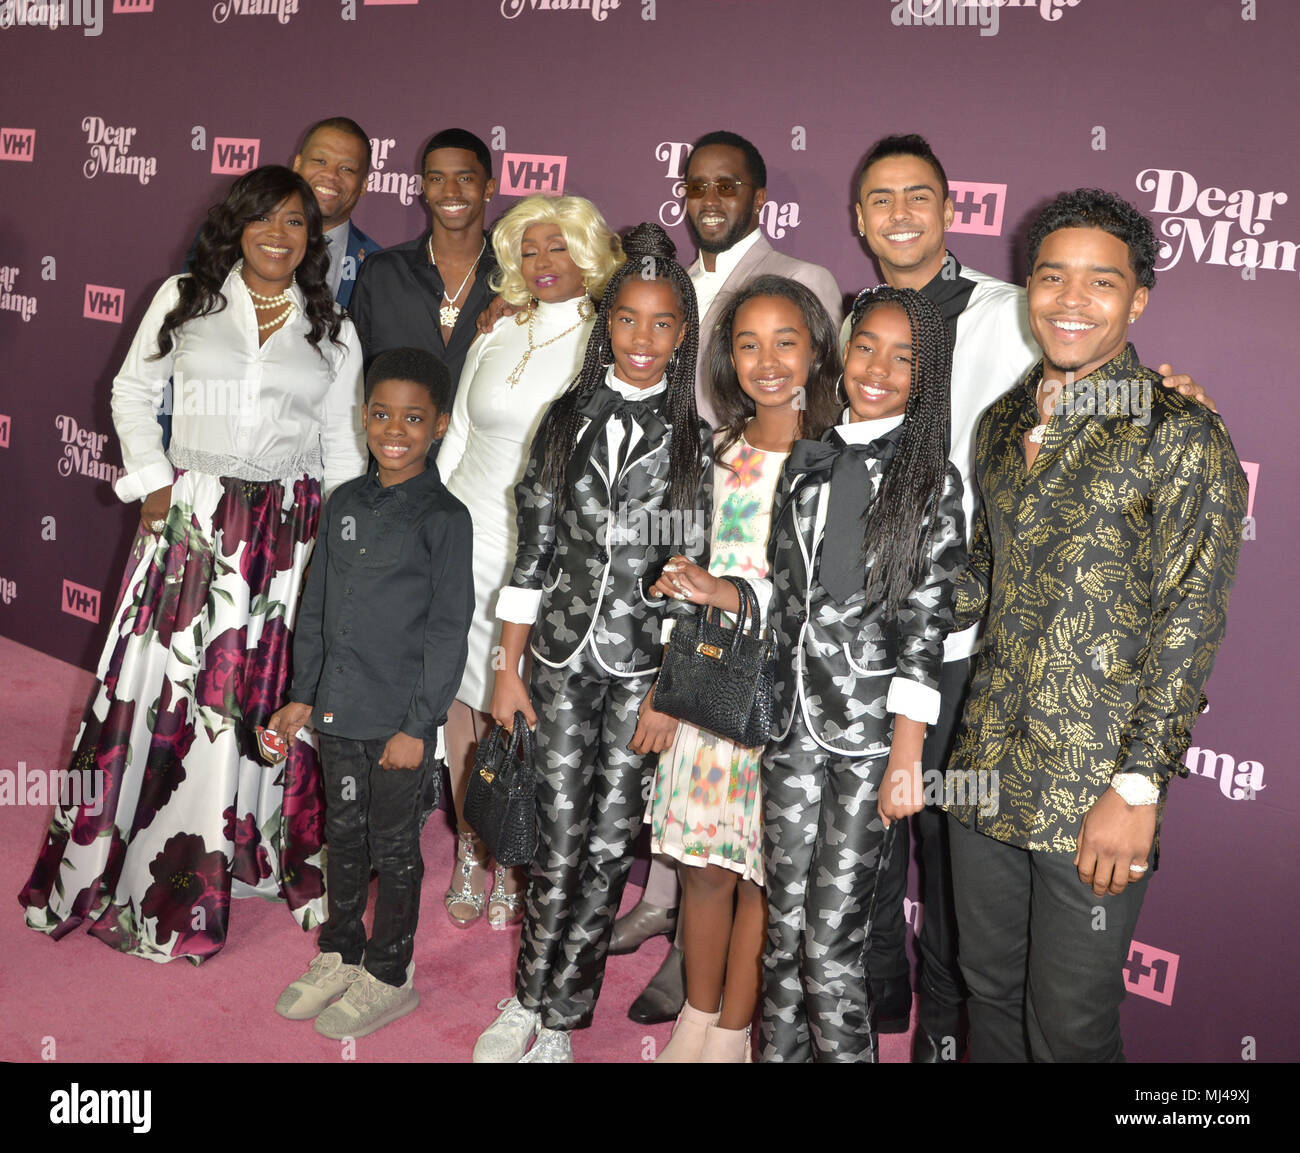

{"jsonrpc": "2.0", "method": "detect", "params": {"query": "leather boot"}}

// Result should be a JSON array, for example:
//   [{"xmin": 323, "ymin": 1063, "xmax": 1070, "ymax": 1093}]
[
  {"xmin": 627, "ymin": 945, "xmax": 686, "ymax": 1025},
  {"xmin": 654, "ymin": 1001, "xmax": 719, "ymax": 1062},
  {"xmin": 609, "ymin": 900, "xmax": 678, "ymax": 956}
]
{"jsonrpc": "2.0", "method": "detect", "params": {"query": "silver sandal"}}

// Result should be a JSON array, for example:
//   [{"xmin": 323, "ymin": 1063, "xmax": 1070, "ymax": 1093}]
[
  {"xmin": 487, "ymin": 864, "xmax": 525, "ymax": 930},
  {"xmin": 445, "ymin": 830, "xmax": 487, "ymax": 928}
]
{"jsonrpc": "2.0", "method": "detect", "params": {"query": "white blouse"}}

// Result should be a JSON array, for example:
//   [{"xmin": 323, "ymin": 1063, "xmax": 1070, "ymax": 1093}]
[{"xmin": 111, "ymin": 263, "xmax": 366, "ymax": 502}]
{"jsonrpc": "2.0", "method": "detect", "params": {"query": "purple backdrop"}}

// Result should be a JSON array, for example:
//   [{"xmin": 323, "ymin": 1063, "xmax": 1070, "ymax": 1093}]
[{"xmin": 1, "ymin": 0, "xmax": 1296, "ymax": 1061}]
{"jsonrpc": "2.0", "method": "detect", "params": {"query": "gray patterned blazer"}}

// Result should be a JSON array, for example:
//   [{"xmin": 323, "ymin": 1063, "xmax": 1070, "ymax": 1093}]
[
  {"xmin": 761, "ymin": 427, "xmax": 967, "ymax": 756},
  {"xmin": 510, "ymin": 391, "xmax": 714, "ymax": 676}
]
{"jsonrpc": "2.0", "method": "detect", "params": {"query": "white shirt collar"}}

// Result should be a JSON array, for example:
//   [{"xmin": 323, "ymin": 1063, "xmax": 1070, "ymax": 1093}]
[
  {"xmin": 604, "ymin": 363, "xmax": 668, "ymax": 401},
  {"xmin": 836, "ymin": 411, "xmax": 905, "ymax": 444},
  {"xmin": 689, "ymin": 226, "xmax": 762, "ymax": 281},
  {"xmin": 323, "ymin": 221, "xmax": 349, "ymax": 246}
]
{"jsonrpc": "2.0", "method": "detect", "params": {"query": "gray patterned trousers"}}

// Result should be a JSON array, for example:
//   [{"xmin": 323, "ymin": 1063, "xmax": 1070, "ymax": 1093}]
[
  {"xmin": 514, "ymin": 657, "xmax": 657, "ymax": 1031},
  {"xmin": 760, "ymin": 707, "xmax": 894, "ymax": 1062}
]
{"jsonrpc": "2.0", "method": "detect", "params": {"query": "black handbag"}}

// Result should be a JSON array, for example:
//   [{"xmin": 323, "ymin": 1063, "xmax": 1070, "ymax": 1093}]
[
  {"xmin": 653, "ymin": 575, "xmax": 776, "ymax": 748},
  {"xmin": 464, "ymin": 711, "xmax": 538, "ymax": 868}
]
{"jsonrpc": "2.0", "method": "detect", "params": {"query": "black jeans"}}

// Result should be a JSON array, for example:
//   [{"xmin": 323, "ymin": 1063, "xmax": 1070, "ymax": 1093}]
[
  {"xmin": 317, "ymin": 735, "xmax": 438, "ymax": 987},
  {"xmin": 947, "ymin": 814, "xmax": 1148, "ymax": 1062},
  {"xmin": 868, "ymin": 656, "xmax": 972, "ymax": 1038}
]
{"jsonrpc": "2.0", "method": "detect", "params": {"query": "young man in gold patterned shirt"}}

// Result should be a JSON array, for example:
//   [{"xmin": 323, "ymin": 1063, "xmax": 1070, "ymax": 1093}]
[{"xmin": 945, "ymin": 188, "xmax": 1248, "ymax": 1062}]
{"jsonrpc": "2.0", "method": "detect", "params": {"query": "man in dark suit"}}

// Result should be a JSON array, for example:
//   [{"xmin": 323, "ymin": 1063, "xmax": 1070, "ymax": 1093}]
[
  {"xmin": 613, "ymin": 130, "xmax": 843, "ymax": 1024},
  {"xmin": 349, "ymin": 128, "xmax": 498, "ymax": 392},
  {"xmin": 291, "ymin": 116, "xmax": 380, "ymax": 310}
]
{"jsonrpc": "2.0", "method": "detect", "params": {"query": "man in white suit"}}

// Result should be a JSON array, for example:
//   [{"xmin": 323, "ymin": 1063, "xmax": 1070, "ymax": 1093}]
[
  {"xmin": 615, "ymin": 130, "xmax": 842, "ymax": 1024},
  {"xmin": 685, "ymin": 131, "xmax": 843, "ymax": 426}
]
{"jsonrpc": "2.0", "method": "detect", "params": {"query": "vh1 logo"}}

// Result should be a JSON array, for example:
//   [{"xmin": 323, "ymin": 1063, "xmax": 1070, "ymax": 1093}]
[
  {"xmin": 83, "ymin": 285, "xmax": 124, "ymax": 323},
  {"xmin": 1, "ymin": 128, "xmax": 36, "ymax": 162},
  {"xmin": 499, "ymin": 153, "xmax": 567, "ymax": 197},
  {"xmin": 212, "ymin": 137, "xmax": 260, "ymax": 175},
  {"xmin": 1240, "ymin": 460, "xmax": 1259, "ymax": 519},
  {"xmin": 113, "ymin": 0, "xmax": 156, "ymax": 9},
  {"xmin": 0, "ymin": 413, "xmax": 9, "ymax": 448},
  {"xmin": 1123, "ymin": 939, "xmax": 1179, "ymax": 1006},
  {"xmin": 948, "ymin": 180, "xmax": 1006, "ymax": 237},
  {"xmin": 61, "ymin": 579, "xmax": 101, "ymax": 623}
]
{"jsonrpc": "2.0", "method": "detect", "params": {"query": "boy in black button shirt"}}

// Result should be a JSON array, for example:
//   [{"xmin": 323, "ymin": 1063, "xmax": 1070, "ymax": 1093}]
[{"xmin": 268, "ymin": 347, "xmax": 474, "ymax": 1038}]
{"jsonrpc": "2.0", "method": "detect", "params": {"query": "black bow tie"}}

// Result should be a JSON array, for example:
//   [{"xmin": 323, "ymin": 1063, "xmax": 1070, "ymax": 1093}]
[
  {"xmin": 785, "ymin": 428, "xmax": 901, "ymax": 603},
  {"xmin": 568, "ymin": 385, "xmax": 668, "ymax": 489}
]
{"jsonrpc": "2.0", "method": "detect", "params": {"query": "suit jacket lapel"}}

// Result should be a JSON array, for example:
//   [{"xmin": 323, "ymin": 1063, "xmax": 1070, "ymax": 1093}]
[{"xmin": 698, "ymin": 233, "xmax": 774, "ymax": 339}]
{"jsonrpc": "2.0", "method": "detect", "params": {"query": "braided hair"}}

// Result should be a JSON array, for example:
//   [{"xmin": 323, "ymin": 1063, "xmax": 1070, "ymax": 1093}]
[
  {"xmin": 848, "ymin": 285, "xmax": 953, "ymax": 615},
  {"xmin": 707, "ymin": 274, "xmax": 842, "ymax": 467},
  {"xmin": 536, "ymin": 222, "xmax": 703, "ymax": 515},
  {"xmin": 154, "ymin": 165, "xmax": 342, "ymax": 359}
]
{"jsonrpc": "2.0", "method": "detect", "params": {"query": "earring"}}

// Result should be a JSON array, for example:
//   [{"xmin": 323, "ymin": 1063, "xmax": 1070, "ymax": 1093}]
[
  {"xmin": 667, "ymin": 351, "xmax": 680, "ymax": 376},
  {"xmin": 1129, "ymin": 314, "xmax": 1137, "ymax": 322},
  {"xmin": 835, "ymin": 373, "xmax": 847, "ymax": 406},
  {"xmin": 578, "ymin": 296, "xmax": 595, "ymax": 321}
]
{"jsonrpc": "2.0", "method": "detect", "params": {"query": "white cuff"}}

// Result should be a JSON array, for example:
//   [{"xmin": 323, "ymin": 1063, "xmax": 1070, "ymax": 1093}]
[
  {"xmin": 886, "ymin": 677, "xmax": 941, "ymax": 726},
  {"xmin": 496, "ymin": 585, "xmax": 542, "ymax": 625},
  {"xmin": 661, "ymin": 616, "xmax": 676, "ymax": 645},
  {"xmin": 114, "ymin": 459, "xmax": 176, "ymax": 504}
]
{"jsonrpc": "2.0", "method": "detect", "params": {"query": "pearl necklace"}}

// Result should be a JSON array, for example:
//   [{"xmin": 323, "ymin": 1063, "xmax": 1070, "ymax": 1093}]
[
  {"xmin": 255, "ymin": 301, "xmax": 296, "ymax": 331},
  {"xmin": 505, "ymin": 298, "xmax": 593, "ymax": 388},
  {"xmin": 244, "ymin": 272, "xmax": 296, "ymax": 331},
  {"xmin": 428, "ymin": 235, "xmax": 486, "ymax": 328}
]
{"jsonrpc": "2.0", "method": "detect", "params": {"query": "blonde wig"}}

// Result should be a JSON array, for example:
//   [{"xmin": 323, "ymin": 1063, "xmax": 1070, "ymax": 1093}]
[{"xmin": 489, "ymin": 194, "xmax": 624, "ymax": 307}]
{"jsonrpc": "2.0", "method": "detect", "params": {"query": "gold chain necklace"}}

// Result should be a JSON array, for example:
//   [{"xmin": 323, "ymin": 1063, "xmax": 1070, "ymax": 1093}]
[{"xmin": 505, "ymin": 298, "xmax": 592, "ymax": 388}]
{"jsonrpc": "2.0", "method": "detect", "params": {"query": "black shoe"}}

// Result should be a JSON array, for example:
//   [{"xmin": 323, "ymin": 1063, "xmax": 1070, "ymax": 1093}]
[
  {"xmin": 609, "ymin": 901, "xmax": 678, "ymax": 956},
  {"xmin": 871, "ymin": 977, "xmax": 913, "ymax": 1035},
  {"xmin": 911, "ymin": 1023, "xmax": 963, "ymax": 1063},
  {"xmin": 627, "ymin": 946, "xmax": 686, "ymax": 1025}
]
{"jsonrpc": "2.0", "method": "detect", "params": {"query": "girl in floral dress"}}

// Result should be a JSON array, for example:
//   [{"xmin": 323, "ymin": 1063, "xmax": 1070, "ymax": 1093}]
[
  {"xmin": 647, "ymin": 275, "xmax": 841, "ymax": 1060},
  {"xmin": 19, "ymin": 166, "xmax": 366, "ymax": 963}
]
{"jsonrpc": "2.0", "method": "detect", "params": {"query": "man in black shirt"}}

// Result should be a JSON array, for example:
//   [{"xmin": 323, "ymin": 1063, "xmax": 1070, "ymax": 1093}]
[
  {"xmin": 349, "ymin": 128, "xmax": 498, "ymax": 392},
  {"xmin": 269, "ymin": 347, "xmax": 473, "ymax": 1039}
]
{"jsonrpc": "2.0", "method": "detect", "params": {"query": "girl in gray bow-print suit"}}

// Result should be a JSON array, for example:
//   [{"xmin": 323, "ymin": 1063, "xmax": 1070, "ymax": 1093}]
[
  {"xmin": 472, "ymin": 225, "xmax": 713, "ymax": 1064},
  {"xmin": 746, "ymin": 287, "xmax": 967, "ymax": 1061}
]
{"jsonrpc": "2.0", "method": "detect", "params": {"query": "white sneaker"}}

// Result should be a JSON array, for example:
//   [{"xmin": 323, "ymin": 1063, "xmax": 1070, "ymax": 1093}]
[
  {"xmin": 473, "ymin": 996, "xmax": 541, "ymax": 1063},
  {"xmin": 519, "ymin": 1027, "xmax": 573, "ymax": 1063},
  {"xmin": 275, "ymin": 952, "xmax": 363, "ymax": 1020},
  {"xmin": 314, "ymin": 964, "xmax": 418, "ymax": 1040}
]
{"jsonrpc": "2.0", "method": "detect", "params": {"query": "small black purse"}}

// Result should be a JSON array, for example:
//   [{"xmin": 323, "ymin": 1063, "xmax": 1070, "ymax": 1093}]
[
  {"xmin": 463, "ymin": 712, "xmax": 538, "ymax": 868},
  {"xmin": 653, "ymin": 575, "xmax": 776, "ymax": 748}
]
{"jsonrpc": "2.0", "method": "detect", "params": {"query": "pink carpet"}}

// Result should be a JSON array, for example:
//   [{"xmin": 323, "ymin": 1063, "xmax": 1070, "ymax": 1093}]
[{"xmin": 0, "ymin": 635, "xmax": 915, "ymax": 1063}]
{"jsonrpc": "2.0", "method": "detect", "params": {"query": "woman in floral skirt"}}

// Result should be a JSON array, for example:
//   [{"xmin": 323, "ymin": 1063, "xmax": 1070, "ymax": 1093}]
[{"xmin": 19, "ymin": 165, "xmax": 366, "ymax": 963}]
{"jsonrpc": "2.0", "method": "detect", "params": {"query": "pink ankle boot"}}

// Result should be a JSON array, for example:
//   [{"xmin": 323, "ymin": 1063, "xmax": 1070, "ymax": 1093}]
[
  {"xmin": 700, "ymin": 1022, "xmax": 753, "ymax": 1063},
  {"xmin": 655, "ymin": 1002, "xmax": 720, "ymax": 1062}
]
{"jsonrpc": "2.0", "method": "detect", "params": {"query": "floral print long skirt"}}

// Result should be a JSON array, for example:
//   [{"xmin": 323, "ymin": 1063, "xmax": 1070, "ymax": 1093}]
[{"xmin": 19, "ymin": 469, "xmax": 326, "ymax": 963}]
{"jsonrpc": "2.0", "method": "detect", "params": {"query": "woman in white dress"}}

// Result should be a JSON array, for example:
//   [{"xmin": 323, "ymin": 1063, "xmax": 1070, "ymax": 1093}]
[
  {"xmin": 439, "ymin": 194, "xmax": 623, "ymax": 928},
  {"xmin": 19, "ymin": 166, "xmax": 366, "ymax": 962}
]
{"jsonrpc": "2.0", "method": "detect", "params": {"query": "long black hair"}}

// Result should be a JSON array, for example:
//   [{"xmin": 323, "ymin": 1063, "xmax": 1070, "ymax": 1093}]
[
  {"xmin": 707, "ymin": 274, "xmax": 842, "ymax": 466},
  {"xmin": 536, "ymin": 222, "xmax": 703, "ymax": 515},
  {"xmin": 154, "ymin": 165, "xmax": 342, "ymax": 358},
  {"xmin": 849, "ymin": 285, "xmax": 952, "ymax": 615}
]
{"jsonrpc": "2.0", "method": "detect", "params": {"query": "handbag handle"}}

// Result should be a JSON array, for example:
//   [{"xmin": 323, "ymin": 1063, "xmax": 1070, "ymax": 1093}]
[
  {"xmin": 697, "ymin": 575, "xmax": 763, "ymax": 667},
  {"xmin": 506, "ymin": 709, "xmax": 534, "ymax": 768}
]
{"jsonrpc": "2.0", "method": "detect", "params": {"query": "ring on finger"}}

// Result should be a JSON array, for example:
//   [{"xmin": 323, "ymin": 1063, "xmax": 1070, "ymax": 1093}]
[{"xmin": 1128, "ymin": 862, "xmax": 1149, "ymax": 875}]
